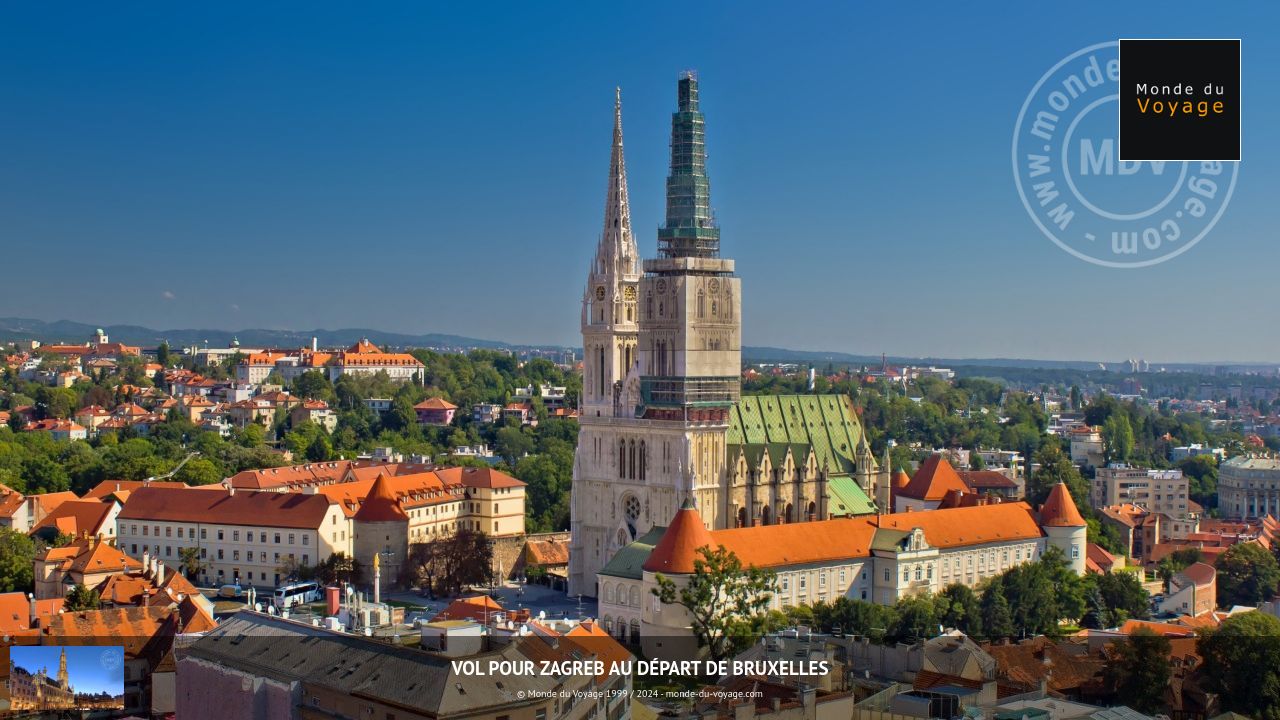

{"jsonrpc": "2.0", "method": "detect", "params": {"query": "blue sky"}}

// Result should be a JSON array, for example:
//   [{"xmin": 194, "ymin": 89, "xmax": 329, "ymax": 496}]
[
  {"xmin": 9, "ymin": 645, "xmax": 123, "ymax": 696},
  {"xmin": 1, "ymin": 2, "xmax": 1275, "ymax": 362}
]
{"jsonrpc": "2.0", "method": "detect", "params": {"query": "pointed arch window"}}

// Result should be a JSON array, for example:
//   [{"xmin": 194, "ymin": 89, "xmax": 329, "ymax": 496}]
[
  {"xmin": 618, "ymin": 439, "xmax": 626, "ymax": 479},
  {"xmin": 628, "ymin": 440, "xmax": 636, "ymax": 479},
  {"xmin": 639, "ymin": 441, "xmax": 646, "ymax": 480}
]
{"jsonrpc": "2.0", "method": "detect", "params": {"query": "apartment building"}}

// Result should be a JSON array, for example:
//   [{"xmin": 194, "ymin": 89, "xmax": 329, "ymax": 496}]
[{"xmin": 1092, "ymin": 464, "xmax": 1190, "ymax": 518}]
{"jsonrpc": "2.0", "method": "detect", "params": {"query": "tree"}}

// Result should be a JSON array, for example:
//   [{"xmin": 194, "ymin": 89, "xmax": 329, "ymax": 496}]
[
  {"xmin": 1070, "ymin": 385, "xmax": 1083, "ymax": 411},
  {"xmin": 494, "ymin": 426, "xmax": 534, "ymax": 466},
  {"xmin": 175, "ymin": 457, "xmax": 222, "ymax": 486},
  {"xmin": 937, "ymin": 583, "xmax": 982, "ymax": 637},
  {"xmin": 0, "ymin": 529, "xmax": 37, "ymax": 593},
  {"xmin": 64, "ymin": 583, "xmax": 101, "ymax": 612},
  {"xmin": 404, "ymin": 529, "xmax": 494, "ymax": 596},
  {"xmin": 1102, "ymin": 413, "xmax": 1135, "ymax": 464},
  {"xmin": 1178, "ymin": 454, "xmax": 1219, "ymax": 509},
  {"xmin": 156, "ymin": 341, "xmax": 171, "ymax": 367},
  {"xmin": 1109, "ymin": 628, "xmax": 1171, "ymax": 713},
  {"xmin": 886, "ymin": 594, "xmax": 940, "ymax": 644},
  {"xmin": 1027, "ymin": 443, "xmax": 1088, "ymax": 509},
  {"xmin": 315, "ymin": 552, "xmax": 362, "ymax": 586},
  {"xmin": 653, "ymin": 545, "xmax": 778, "ymax": 661},
  {"xmin": 1198, "ymin": 612, "xmax": 1280, "ymax": 719},
  {"xmin": 980, "ymin": 583, "xmax": 1014, "ymax": 642},
  {"xmin": 292, "ymin": 370, "xmax": 336, "ymax": 403},
  {"xmin": 1093, "ymin": 571, "xmax": 1150, "ymax": 624},
  {"xmin": 178, "ymin": 546, "xmax": 205, "ymax": 579},
  {"xmin": 1216, "ymin": 542, "xmax": 1280, "ymax": 607},
  {"xmin": 305, "ymin": 433, "xmax": 332, "ymax": 462},
  {"xmin": 1080, "ymin": 584, "xmax": 1106, "ymax": 629}
]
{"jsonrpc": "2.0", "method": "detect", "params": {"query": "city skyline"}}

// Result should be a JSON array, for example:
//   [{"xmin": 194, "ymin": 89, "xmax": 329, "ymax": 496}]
[
  {"xmin": 2, "ymin": 2, "xmax": 1275, "ymax": 362},
  {"xmin": 9, "ymin": 645, "xmax": 124, "ymax": 697}
]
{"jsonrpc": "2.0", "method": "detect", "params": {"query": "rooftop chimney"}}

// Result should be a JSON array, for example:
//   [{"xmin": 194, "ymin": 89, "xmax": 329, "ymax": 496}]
[{"xmin": 28, "ymin": 592, "xmax": 37, "ymax": 628}]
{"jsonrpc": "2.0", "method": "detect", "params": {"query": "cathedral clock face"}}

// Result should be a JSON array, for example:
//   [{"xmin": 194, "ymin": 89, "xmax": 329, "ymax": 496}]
[
  {"xmin": 656, "ymin": 279, "xmax": 667, "ymax": 293},
  {"xmin": 708, "ymin": 279, "xmax": 720, "ymax": 294},
  {"xmin": 624, "ymin": 286, "xmax": 636, "ymax": 301},
  {"xmin": 595, "ymin": 286, "xmax": 606, "ymax": 301}
]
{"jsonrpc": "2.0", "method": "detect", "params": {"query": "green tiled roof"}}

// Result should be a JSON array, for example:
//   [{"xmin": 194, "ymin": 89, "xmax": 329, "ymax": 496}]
[
  {"xmin": 827, "ymin": 475, "xmax": 877, "ymax": 516},
  {"xmin": 598, "ymin": 526, "xmax": 666, "ymax": 580},
  {"xmin": 728, "ymin": 394, "xmax": 866, "ymax": 476}
]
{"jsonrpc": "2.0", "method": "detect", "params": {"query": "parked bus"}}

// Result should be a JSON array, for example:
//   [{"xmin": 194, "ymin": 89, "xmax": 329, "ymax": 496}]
[{"xmin": 273, "ymin": 581, "xmax": 321, "ymax": 609}]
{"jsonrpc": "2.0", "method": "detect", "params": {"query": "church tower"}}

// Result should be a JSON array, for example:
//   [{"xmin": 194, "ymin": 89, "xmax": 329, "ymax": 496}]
[
  {"xmin": 570, "ymin": 73, "xmax": 741, "ymax": 597},
  {"xmin": 581, "ymin": 88, "xmax": 640, "ymax": 418},
  {"xmin": 57, "ymin": 647, "xmax": 69, "ymax": 690}
]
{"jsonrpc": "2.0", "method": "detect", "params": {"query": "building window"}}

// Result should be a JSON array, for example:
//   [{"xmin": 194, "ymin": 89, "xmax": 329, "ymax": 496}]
[
  {"xmin": 218, "ymin": 530, "xmax": 224, "ymax": 540},
  {"xmin": 288, "ymin": 534, "xmax": 295, "ymax": 545},
  {"xmin": 233, "ymin": 531, "xmax": 240, "ymax": 542},
  {"xmin": 233, "ymin": 551, "xmax": 240, "ymax": 561},
  {"xmin": 275, "ymin": 533, "xmax": 281, "ymax": 544},
  {"xmin": 884, "ymin": 569, "xmax": 890, "ymax": 582}
]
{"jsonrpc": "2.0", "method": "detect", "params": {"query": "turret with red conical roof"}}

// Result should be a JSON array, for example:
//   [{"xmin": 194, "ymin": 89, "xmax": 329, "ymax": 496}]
[
  {"xmin": 1039, "ymin": 482, "xmax": 1086, "ymax": 527},
  {"xmin": 1039, "ymin": 482, "xmax": 1087, "ymax": 576},
  {"xmin": 642, "ymin": 498, "xmax": 713, "ymax": 574},
  {"xmin": 355, "ymin": 473, "xmax": 408, "ymax": 523}
]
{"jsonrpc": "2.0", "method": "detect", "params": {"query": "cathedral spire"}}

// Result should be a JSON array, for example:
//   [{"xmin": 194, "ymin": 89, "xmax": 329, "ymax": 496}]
[
  {"xmin": 595, "ymin": 87, "xmax": 637, "ymax": 277},
  {"xmin": 659, "ymin": 71, "xmax": 718, "ymax": 259}
]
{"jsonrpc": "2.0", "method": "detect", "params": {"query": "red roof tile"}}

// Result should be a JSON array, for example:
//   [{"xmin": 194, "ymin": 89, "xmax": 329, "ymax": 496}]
[
  {"xmin": 119, "ymin": 486, "xmax": 336, "ymax": 529},
  {"xmin": 1039, "ymin": 483, "xmax": 1086, "ymax": 527},
  {"xmin": 643, "ymin": 500, "xmax": 714, "ymax": 574},
  {"xmin": 353, "ymin": 473, "xmax": 409, "ymax": 523},
  {"xmin": 901, "ymin": 455, "xmax": 969, "ymax": 501}
]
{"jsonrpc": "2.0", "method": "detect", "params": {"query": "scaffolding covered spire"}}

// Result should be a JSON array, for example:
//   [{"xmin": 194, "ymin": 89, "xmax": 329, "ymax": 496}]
[
  {"xmin": 659, "ymin": 71, "xmax": 719, "ymax": 259},
  {"xmin": 594, "ymin": 86, "xmax": 637, "ymax": 277}
]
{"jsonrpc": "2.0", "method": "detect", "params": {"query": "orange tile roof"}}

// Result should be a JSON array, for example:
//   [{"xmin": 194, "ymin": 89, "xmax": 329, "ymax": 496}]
[
  {"xmin": 875, "ymin": 502, "xmax": 1045, "ymax": 548},
  {"xmin": 525, "ymin": 538, "xmax": 570, "ymax": 566},
  {"xmin": 643, "ymin": 500, "xmax": 715, "ymax": 574},
  {"xmin": 707, "ymin": 517, "xmax": 879, "ymax": 570},
  {"xmin": 645, "ymin": 502, "xmax": 1048, "ymax": 572},
  {"xmin": 0, "ymin": 484, "xmax": 24, "ymax": 519},
  {"xmin": 901, "ymin": 455, "xmax": 969, "ymax": 501},
  {"xmin": 119, "ymin": 486, "xmax": 337, "ymax": 529},
  {"xmin": 39, "ymin": 605, "xmax": 180, "ymax": 662},
  {"xmin": 0, "ymin": 592, "xmax": 63, "ymax": 633},
  {"xmin": 353, "ymin": 474, "xmax": 409, "ymax": 522},
  {"xmin": 226, "ymin": 460, "xmax": 357, "ymax": 489},
  {"xmin": 1084, "ymin": 543, "xmax": 1117, "ymax": 574},
  {"xmin": 29, "ymin": 491, "xmax": 78, "ymax": 517},
  {"xmin": 435, "ymin": 466, "xmax": 525, "ymax": 490},
  {"xmin": 1118, "ymin": 619, "xmax": 1197, "ymax": 637},
  {"xmin": 30, "ymin": 499, "xmax": 113, "ymax": 537},
  {"xmin": 414, "ymin": 397, "xmax": 458, "ymax": 410},
  {"xmin": 431, "ymin": 595, "xmax": 505, "ymax": 623},
  {"xmin": 1039, "ymin": 482, "xmax": 1087, "ymax": 527},
  {"xmin": 82, "ymin": 479, "xmax": 188, "ymax": 500}
]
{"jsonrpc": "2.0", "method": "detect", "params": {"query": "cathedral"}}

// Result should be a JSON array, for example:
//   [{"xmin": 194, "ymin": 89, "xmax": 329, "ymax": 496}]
[{"xmin": 569, "ymin": 74, "xmax": 889, "ymax": 597}]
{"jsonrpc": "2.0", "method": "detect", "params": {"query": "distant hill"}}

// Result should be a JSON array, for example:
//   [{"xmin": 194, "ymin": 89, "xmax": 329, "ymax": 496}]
[
  {"xmin": 0, "ymin": 317, "xmax": 528, "ymax": 352},
  {"xmin": 1, "ymin": 317, "xmax": 1265, "ymax": 372}
]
